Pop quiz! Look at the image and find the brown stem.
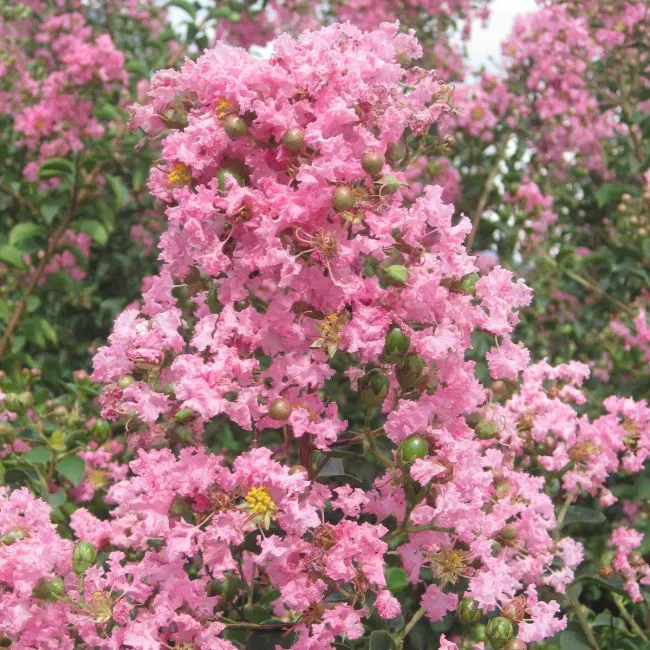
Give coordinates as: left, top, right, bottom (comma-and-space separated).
466, 142, 507, 252
0, 180, 38, 213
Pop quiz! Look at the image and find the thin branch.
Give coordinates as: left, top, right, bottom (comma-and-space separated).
567, 584, 600, 650
613, 593, 650, 645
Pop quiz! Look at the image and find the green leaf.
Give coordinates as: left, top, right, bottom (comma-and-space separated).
47, 489, 66, 509
243, 604, 272, 624
167, 0, 197, 18
40, 201, 61, 225
0, 244, 27, 269
385, 567, 409, 594
38, 158, 75, 181
369, 630, 397, 650
105, 174, 129, 210
9, 222, 44, 245
38, 319, 57, 345
563, 506, 606, 526
56, 455, 86, 487
74, 220, 108, 246
24, 445, 53, 465
558, 630, 592, 650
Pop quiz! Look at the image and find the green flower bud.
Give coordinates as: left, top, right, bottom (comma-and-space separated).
0, 528, 25, 545
217, 166, 246, 191
358, 371, 389, 407
90, 420, 111, 443
398, 434, 429, 464
457, 597, 483, 625
117, 375, 135, 390
475, 420, 499, 440
386, 141, 407, 165
361, 150, 385, 176
332, 186, 356, 212
384, 327, 410, 360
282, 128, 305, 153
396, 353, 425, 391
458, 272, 480, 294
174, 408, 196, 424
4, 392, 32, 415
486, 616, 515, 649
72, 541, 97, 575
32, 576, 65, 601
384, 264, 409, 286
223, 114, 248, 139
377, 174, 404, 195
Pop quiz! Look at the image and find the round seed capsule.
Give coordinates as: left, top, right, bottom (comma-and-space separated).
223, 114, 248, 139
332, 186, 356, 212
269, 398, 292, 420
282, 128, 305, 153
361, 150, 385, 176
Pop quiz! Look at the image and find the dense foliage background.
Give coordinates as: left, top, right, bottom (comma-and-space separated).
0, 1, 648, 649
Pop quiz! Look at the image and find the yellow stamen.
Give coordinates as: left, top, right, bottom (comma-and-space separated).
167, 162, 192, 187
244, 487, 277, 517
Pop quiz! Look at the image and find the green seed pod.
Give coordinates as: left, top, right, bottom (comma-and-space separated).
361, 150, 385, 176
0, 528, 25, 545
90, 419, 111, 443
32, 576, 65, 601
282, 128, 305, 153
332, 186, 356, 212
475, 420, 499, 440
496, 525, 518, 547
486, 616, 515, 649
377, 174, 403, 195
269, 398, 292, 420
398, 434, 429, 464
223, 114, 248, 139
397, 53, 412, 67
457, 597, 483, 626
72, 541, 97, 575
471, 623, 487, 642
386, 140, 407, 165
396, 353, 425, 391
217, 166, 246, 191
358, 371, 389, 407
384, 327, 410, 360
384, 264, 409, 286
117, 375, 135, 390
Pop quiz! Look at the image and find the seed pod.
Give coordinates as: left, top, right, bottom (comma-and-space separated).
486, 616, 515, 649
457, 597, 483, 626
4, 392, 32, 415
332, 186, 356, 212
496, 525, 519, 548
377, 174, 403, 195
223, 114, 248, 139
504, 640, 527, 650
72, 541, 97, 575
397, 434, 429, 464
269, 398, 292, 420
361, 150, 385, 176
282, 128, 305, 153
458, 272, 480, 294
90, 420, 111, 443
217, 166, 246, 191
174, 408, 196, 424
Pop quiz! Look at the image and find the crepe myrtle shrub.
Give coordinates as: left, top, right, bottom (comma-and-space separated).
0, 13, 650, 650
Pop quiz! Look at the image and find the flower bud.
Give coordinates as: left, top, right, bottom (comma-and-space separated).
332, 186, 356, 212
72, 541, 97, 575
386, 141, 406, 165
269, 398, 292, 420
359, 371, 389, 407
486, 616, 515, 649
396, 353, 425, 391
90, 420, 111, 443
4, 391, 32, 415
397, 434, 429, 464
223, 114, 248, 139
32, 576, 65, 601
117, 375, 135, 390
496, 526, 519, 548
217, 166, 246, 191
457, 597, 483, 625
377, 174, 403, 195
458, 272, 479, 294
475, 419, 499, 440
384, 327, 410, 360
361, 150, 385, 176
174, 408, 196, 424
504, 640, 527, 650
282, 128, 305, 153
384, 264, 409, 286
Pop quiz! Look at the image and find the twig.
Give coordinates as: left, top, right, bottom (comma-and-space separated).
613, 593, 650, 644
397, 606, 425, 647
466, 142, 507, 251
567, 584, 600, 650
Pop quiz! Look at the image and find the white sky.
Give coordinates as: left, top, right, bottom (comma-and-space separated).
467, 0, 537, 70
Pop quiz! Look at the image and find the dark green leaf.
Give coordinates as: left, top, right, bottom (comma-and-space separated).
38, 158, 75, 180
9, 223, 44, 245
563, 506, 606, 526
0, 244, 27, 269
385, 567, 409, 594
24, 445, 53, 465
56, 455, 86, 487
369, 630, 397, 650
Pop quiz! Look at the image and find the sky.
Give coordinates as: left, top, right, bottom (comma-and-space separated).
467, 0, 537, 70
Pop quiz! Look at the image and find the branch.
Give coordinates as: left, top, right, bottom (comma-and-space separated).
466, 142, 507, 252
567, 584, 600, 650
